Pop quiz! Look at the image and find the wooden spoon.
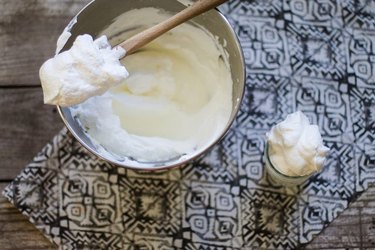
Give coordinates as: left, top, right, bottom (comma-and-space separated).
118, 0, 228, 56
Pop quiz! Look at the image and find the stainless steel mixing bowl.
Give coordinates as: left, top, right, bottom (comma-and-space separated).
58, 0, 245, 171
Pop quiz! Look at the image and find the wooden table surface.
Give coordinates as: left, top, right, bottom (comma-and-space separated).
0, 0, 374, 249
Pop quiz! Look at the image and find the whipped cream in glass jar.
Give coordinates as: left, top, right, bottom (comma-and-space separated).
265, 111, 330, 185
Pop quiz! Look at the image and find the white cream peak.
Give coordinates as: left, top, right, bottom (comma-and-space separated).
267, 111, 330, 176
55, 17, 77, 54
40, 34, 129, 107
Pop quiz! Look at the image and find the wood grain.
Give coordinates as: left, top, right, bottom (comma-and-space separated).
0, 0, 91, 86
305, 186, 375, 250
0, 88, 63, 180
0, 183, 55, 249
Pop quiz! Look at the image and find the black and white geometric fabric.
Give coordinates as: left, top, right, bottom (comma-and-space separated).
3, 0, 375, 249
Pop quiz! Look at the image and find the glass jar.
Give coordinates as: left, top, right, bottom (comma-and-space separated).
264, 142, 312, 186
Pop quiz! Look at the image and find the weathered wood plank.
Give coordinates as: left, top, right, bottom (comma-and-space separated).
305, 186, 375, 250
0, 0, 91, 86
0, 183, 55, 249
0, 88, 63, 180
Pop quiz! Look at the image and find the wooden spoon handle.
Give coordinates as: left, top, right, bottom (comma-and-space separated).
118, 0, 228, 56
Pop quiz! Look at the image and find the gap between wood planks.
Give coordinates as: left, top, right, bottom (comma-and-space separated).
0, 87, 63, 180
0, 85, 41, 89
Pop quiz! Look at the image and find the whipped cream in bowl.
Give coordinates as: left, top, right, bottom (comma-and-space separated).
265, 111, 330, 185
55, 0, 245, 170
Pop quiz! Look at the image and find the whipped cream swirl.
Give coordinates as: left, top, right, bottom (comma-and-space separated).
267, 111, 330, 176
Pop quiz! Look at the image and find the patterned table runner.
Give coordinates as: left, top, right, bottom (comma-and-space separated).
3, 0, 375, 249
